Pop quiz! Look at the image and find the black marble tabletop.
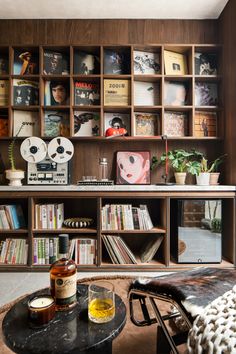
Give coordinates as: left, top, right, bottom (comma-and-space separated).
2, 284, 126, 354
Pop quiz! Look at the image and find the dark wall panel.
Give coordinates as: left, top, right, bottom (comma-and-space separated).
219, 0, 236, 184
0, 19, 218, 45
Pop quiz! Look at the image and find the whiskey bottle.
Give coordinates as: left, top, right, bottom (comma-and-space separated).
50, 234, 77, 311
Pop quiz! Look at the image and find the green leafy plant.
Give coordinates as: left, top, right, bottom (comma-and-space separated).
160, 149, 195, 173
8, 123, 25, 170
188, 152, 227, 176
208, 154, 227, 173
211, 218, 222, 233
150, 156, 159, 171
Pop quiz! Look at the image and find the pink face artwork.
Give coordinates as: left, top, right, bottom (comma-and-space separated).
117, 152, 150, 184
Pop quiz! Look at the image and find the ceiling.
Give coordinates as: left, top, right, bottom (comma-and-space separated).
0, 0, 229, 19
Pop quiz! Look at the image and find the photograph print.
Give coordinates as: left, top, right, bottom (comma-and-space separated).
116, 151, 150, 185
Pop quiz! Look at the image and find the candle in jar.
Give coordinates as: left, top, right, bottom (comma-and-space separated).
28, 295, 55, 326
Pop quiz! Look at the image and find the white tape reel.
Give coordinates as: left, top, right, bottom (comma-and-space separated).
48, 137, 74, 164
20, 137, 47, 163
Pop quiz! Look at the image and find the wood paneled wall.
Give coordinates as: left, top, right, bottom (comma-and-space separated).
0, 19, 218, 45
219, 1, 236, 185
0, 19, 223, 184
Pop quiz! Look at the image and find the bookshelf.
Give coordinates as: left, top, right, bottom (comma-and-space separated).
0, 44, 222, 141
0, 189, 235, 271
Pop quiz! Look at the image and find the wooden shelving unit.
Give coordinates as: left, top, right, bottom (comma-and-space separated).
0, 190, 234, 271
0, 12, 235, 272
0, 44, 222, 140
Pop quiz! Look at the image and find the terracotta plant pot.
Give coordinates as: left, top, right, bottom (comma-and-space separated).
174, 172, 187, 185
196, 172, 210, 186
5, 169, 24, 186
210, 172, 220, 185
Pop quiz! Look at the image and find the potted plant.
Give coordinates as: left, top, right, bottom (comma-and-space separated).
208, 154, 227, 185
160, 149, 194, 184
5, 123, 25, 186
188, 151, 227, 185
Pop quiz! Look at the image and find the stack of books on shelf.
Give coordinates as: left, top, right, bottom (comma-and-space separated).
33, 237, 59, 265
101, 204, 153, 230
102, 234, 137, 264
0, 239, 28, 265
69, 238, 96, 265
34, 203, 64, 229
0, 205, 26, 230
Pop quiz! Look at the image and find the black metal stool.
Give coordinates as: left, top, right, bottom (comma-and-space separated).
128, 268, 236, 354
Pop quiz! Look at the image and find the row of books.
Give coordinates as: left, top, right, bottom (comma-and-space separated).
101, 204, 153, 231
34, 203, 64, 230
33, 237, 96, 265
69, 238, 96, 265
0, 79, 219, 108
0, 205, 26, 230
1, 49, 217, 76
33, 237, 59, 265
0, 239, 28, 264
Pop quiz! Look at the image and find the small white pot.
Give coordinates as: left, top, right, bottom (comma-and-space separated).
174, 172, 187, 185
196, 172, 210, 186
5, 169, 24, 186
210, 172, 220, 185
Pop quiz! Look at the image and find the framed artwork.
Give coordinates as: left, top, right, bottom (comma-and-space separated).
116, 151, 151, 185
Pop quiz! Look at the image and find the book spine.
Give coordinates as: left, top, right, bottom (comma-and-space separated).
33, 238, 38, 264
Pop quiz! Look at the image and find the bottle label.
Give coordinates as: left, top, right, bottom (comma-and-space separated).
55, 274, 77, 305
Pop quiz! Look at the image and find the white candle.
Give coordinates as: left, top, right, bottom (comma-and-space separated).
28, 295, 55, 326
29, 296, 54, 308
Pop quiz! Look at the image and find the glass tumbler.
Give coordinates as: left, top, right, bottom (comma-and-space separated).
88, 281, 115, 323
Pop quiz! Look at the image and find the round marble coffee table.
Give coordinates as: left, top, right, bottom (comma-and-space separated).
2, 284, 126, 354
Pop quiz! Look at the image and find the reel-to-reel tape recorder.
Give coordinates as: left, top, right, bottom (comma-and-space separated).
20, 136, 74, 185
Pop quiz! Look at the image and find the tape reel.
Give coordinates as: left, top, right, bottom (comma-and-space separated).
20, 137, 47, 163
48, 137, 74, 164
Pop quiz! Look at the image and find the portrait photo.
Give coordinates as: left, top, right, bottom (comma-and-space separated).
116, 151, 151, 185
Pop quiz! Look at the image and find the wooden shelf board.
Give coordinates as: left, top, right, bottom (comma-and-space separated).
33, 228, 97, 234
101, 227, 166, 233
101, 260, 166, 267
167, 136, 222, 140
103, 75, 131, 79
12, 105, 40, 111
164, 106, 192, 111
12, 75, 39, 79
0, 229, 28, 234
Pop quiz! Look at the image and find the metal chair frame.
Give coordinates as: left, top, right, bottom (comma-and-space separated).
129, 288, 193, 354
